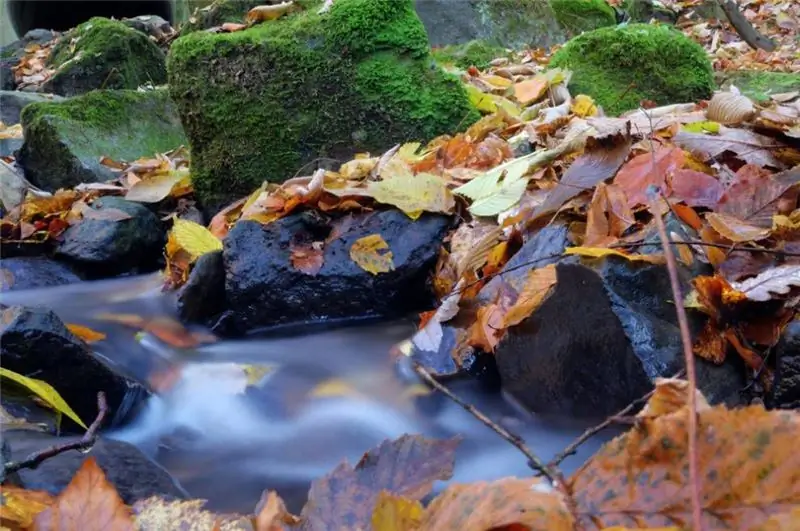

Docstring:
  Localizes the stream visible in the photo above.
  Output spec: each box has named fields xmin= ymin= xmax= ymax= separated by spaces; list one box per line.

xmin=1 ymin=274 xmax=616 ymax=514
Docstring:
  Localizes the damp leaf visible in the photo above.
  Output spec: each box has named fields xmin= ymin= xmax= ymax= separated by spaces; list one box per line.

xmin=500 ymin=264 xmax=558 ymax=327
xmin=0 ymin=486 xmax=53 ymax=529
xmin=66 ymin=324 xmax=107 ymax=343
xmin=350 ymin=234 xmax=394 ymax=275
xmin=368 ymin=156 xmax=455 ymax=219
xmin=371 ymin=492 xmax=424 ymax=531
xmin=0 ymin=367 xmax=86 ymax=429
xmin=613 ymin=147 xmax=685 ymax=207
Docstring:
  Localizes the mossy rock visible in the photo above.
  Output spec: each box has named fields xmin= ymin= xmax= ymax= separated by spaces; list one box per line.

xmin=549 ymin=24 xmax=714 ymax=115
xmin=178 ymin=0 xmax=262 ymax=33
xmin=42 ymin=17 xmax=167 ymax=97
xmin=18 ymin=89 xmax=187 ymax=190
xmin=717 ymin=71 xmax=800 ymax=103
xmin=549 ymin=0 xmax=617 ymax=36
xmin=432 ymin=40 xmax=509 ymax=70
xmin=168 ymin=0 xmax=479 ymax=209
xmin=622 ymin=0 xmax=678 ymax=23
xmin=475 ymin=0 xmax=569 ymax=48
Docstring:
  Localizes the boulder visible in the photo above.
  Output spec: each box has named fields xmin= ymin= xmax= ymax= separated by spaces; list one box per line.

xmin=0 ymin=305 xmax=149 ymax=432
xmin=41 ymin=17 xmax=167 ymax=97
xmin=17 ymin=89 xmax=186 ymax=191
xmin=167 ymin=0 xmax=479 ymax=209
xmin=55 ymin=196 xmax=165 ymax=278
xmin=717 ymin=71 xmax=800 ymax=103
xmin=621 ymin=0 xmax=679 ymax=23
xmin=770 ymin=321 xmax=800 ymax=409
xmin=549 ymin=0 xmax=618 ymax=36
xmin=2 ymin=431 xmax=187 ymax=504
xmin=0 ymin=91 xmax=63 ymax=126
xmin=431 ymin=40 xmax=511 ymax=70
xmin=549 ymin=24 xmax=714 ymax=115
xmin=121 ymin=14 xmax=174 ymax=40
xmin=0 ymin=256 xmax=82 ymax=291
xmin=181 ymin=209 xmax=452 ymax=335
xmin=176 ymin=250 xmax=225 ymax=324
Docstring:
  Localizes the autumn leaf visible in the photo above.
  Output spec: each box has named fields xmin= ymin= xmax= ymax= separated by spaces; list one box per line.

xmin=584 ymin=183 xmax=635 ymax=247
xmin=254 ymin=490 xmax=299 ymax=531
xmin=564 ymin=246 xmax=666 ymax=264
xmin=34 ymin=457 xmax=135 ymax=530
xmin=730 ymin=264 xmax=800 ymax=301
xmin=637 ymin=378 xmax=711 ymax=418
xmin=124 ymin=172 xmax=184 ymax=203
xmin=300 ymin=435 xmax=459 ymax=531
xmin=79 ymin=206 xmax=133 ymax=222
xmin=715 ymin=165 xmax=800 ymax=226
xmin=133 ymin=497 xmax=253 ymax=530
xmin=501 ymin=264 xmax=557 ymax=327
xmin=571 ymin=94 xmax=598 ymax=117
xmin=290 ymin=241 xmax=324 ymax=276
xmin=350 ymin=234 xmax=394 ymax=275
xmin=467 ymin=303 xmax=505 ymax=352
xmin=66 ymin=324 xmax=106 ymax=343
xmin=613 ymin=146 xmax=685 ymax=207
xmin=513 ymin=76 xmax=548 ymax=105
xmin=705 ymin=91 xmax=755 ymax=125
xmin=371 ymin=492 xmax=424 ymax=531
xmin=673 ymin=127 xmax=784 ymax=169
xmin=208 ymin=196 xmax=247 ymax=239
xmin=94 ymin=313 xmax=216 ymax=349
xmin=0 ymin=367 xmax=86 ymax=429
xmin=0 ymin=486 xmax=53 ymax=529
xmin=455 ymin=152 xmax=540 ymax=217
xmin=246 ymin=2 xmax=295 ymax=24
xmin=368 ymin=156 xmax=455 ymax=219
xmin=668 ymin=169 xmax=724 ymax=208
xmin=170 ymin=218 xmax=223 ymax=262
xmin=706 ymin=212 xmax=771 ymax=242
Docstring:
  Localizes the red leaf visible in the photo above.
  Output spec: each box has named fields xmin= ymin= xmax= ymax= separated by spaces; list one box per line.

xmin=668 ymin=169 xmax=724 ymax=208
xmin=613 ymin=147 xmax=685 ymax=207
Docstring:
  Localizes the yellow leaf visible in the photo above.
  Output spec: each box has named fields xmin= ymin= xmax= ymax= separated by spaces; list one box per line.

xmin=372 ymin=492 xmax=424 ymax=531
xmin=350 ymin=234 xmax=394 ymax=275
xmin=480 ymin=74 xmax=513 ymax=89
xmin=242 ymin=365 xmax=272 ymax=386
xmin=501 ymin=264 xmax=558 ymax=327
xmin=0 ymin=368 xmax=87 ymax=429
xmin=0 ymin=486 xmax=53 ymax=529
xmin=368 ymin=156 xmax=455 ymax=219
xmin=124 ymin=172 xmax=183 ymax=203
xmin=571 ymin=94 xmax=598 ymax=117
xmin=245 ymin=1 xmax=294 ymax=23
xmin=309 ymin=378 xmax=362 ymax=399
xmin=66 ymin=324 xmax=106 ymax=343
xmin=465 ymin=84 xmax=497 ymax=113
xmin=170 ymin=218 xmax=223 ymax=262
xmin=564 ymin=246 xmax=666 ymax=264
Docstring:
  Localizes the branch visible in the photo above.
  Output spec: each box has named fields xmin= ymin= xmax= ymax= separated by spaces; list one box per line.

xmin=716 ymin=0 xmax=776 ymax=52
xmin=3 ymin=392 xmax=108 ymax=475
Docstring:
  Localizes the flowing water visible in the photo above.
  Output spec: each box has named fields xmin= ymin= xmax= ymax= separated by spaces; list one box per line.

xmin=1 ymin=274 xmax=616 ymax=513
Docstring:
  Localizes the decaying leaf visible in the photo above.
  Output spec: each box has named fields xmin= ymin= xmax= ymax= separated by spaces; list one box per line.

xmin=637 ymin=378 xmax=711 ymax=418
xmin=500 ymin=264 xmax=557 ymax=327
xmin=350 ymin=234 xmax=394 ymax=275
xmin=668 ymin=169 xmax=724 ymax=208
xmin=674 ymin=127 xmax=785 ymax=169
xmin=730 ymin=264 xmax=800 ymax=301
xmin=371 ymin=492 xmax=424 ymax=531
xmin=0 ymin=485 xmax=53 ymax=529
xmin=0 ymin=367 xmax=86 ymax=429
xmin=613 ymin=147 xmax=685 ymax=207
xmin=246 ymin=2 xmax=295 ymax=24
xmin=66 ymin=323 xmax=107 ymax=343
xmin=254 ymin=490 xmax=299 ymax=531
xmin=706 ymin=212 xmax=771 ymax=242
xmin=133 ymin=497 xmax=253 ymax=531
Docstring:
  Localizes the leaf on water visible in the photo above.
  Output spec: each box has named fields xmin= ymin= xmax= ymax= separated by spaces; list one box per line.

xmin=66 ymin=323 xmax=107 ymax=343
xmin=124 ymin=173 xmax=182 ymax=203
xmin=96 ymin=313 xmax=216 ymax=349
xmin=300 ymin=434 xmax=459 ymax=531
xmin=730 ymin=264 xmax=800 ymax=302
xmin=706 ymin=212 xmax=771 ymax=243
xmin=290 ymin=241 xmax=324 ymax=276
xmin=570 ymin=391 xmax=800 ymax=529
xmin=246 ymin=1 xmax=294 ymax=24
xmin=673 ymin=127 xmax=785 ymax=169
xmin=34 ymin=457 xmax=135 ymax=530
xmin=706 ymin=91 xmax=755 ymax=125
xmin=371 ymin=492 xmax=424 ymax=531
xmin=133 ymin=497 xmax=253 ymax=531
xmin=0 ymin=367 xmax=86 ymax=429
xmin=170 ymin=218 xmax=223 ymax=262
xmin=668 ymin=169 xmax=724 ymax=208
xmin=0 ymin=485 xmax=53 ymax=528
xmin=613 ymin=146 xmax=685 ymax=207
xmin=368 ymin=156 xmax=455 ymax=219
xmin=564 ymin=246 xmax=666 ymax=264
xmin=500 ymin=264 xmax=557 ymax=327
xmin=350 ymin=234 xmax=394 ymax=275
xmin=417 ymin=478 xmax=574 ymax=531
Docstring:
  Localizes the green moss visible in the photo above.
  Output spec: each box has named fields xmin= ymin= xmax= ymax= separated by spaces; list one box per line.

xmin=717 ymin=71 xmax=800 ymax=102
xmin=19 ymin=89 xmax=186 ymax=190
xmin=549 ymin=0 xmax=617 ymax=36
xmin=549 ymin=24 xmax=714 ymax=115
xmin=622 ymin=0 xmax=678 ymax=23
xmin=45 ymin=17 xmax=166 ymax=96
xmin=168 ymin=0 xmax=479 ymax=209
xmin=432 ymin=40 xmax=509 ymax=70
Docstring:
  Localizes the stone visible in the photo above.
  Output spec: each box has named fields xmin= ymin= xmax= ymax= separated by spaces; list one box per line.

xmin=17 ymin=89 xmax=186 ymax=191
xmin=549 ymin=0 xmax=618 ymax=36
xmin=770 ymin=321 xmax=800 ymax=409
xmin=0 ymin=256 xmax=82 ymax=291
xmin=167 ymin=0 xmax=479 ymax=210
xmin=431 ymin=40 xmax=511 ymax=70
xmin=622 ymin=0 xmax=679 ymax=23
xmin=717 ymin=71 xmax=800 ymax=103
xmin=0 ymin=160 xmax=30 ymax=210
xmin=122 ymin=14 xmax=174 ymax=40
xmin=182 ymin=209 xmax=451 ymax=335
xmin=0 ymin=305 xmax=149 ymax=433
xmin=1 ymin=392 xmax=60 ymax=435
xmin=2 ymin=431 xmax=187 ymax=504
xmin=55 ymin=196 xmax=165 ymax=278
xmin=0 ymin=29 xmax=57 ymax=91
xmin=176 ymin=250 xmax=225 ymax=324
xmin=41 ymin=17 xmax=167 ymax=97
xmin=549 ymin=24 xmax=714 ymax=115
xmin=0 ymin=90 xmax=63 ymax=126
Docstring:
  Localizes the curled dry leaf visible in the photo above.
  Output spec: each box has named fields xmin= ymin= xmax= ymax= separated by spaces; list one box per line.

xmin=563 ymin=246 xmax=666 ymax=264
xmin=254 ymin=490 xmax=299 ymax=531
xmin=674 ymin=127 xmax=785 ymax=169
xmin=706 ymin=91 xmax=755 ymax=125
xmin=730 ymin=264 xmax=800 ymax=301
xmin=638 ymin=378 xmax=711 ymax=418
xmin=246 ymin=1 xmax=295 ymax=24
xmin=350 ymin=234 xmax=394 ymax=275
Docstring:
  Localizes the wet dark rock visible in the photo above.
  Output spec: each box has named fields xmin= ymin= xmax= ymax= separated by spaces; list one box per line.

xmin=122 ymin=14 xmax=173 ymax=40
xmin=770 ymin=321 xmax=800 ymax=409
xmin=2 ymin=431 xmax=187 ymax=504
xmin=184 ymin=209 xmax=451 ymax=335
xmin=1 ymin=392 xmax=60 ymax=434
xmin=177 ymin=250 xmax=225 ymax=324
xmin=0 ymin=305 xmax=149 ymax=432
xmin=0 ymin=91 xmax=63 ymax=126
xmin=55 ymin=196 xmax=165 ymax=278
xmin=0 ymin=256 xmax=82 ymax=291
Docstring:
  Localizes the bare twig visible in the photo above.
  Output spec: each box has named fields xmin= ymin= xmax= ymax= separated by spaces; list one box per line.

xmin=3 ymin=392 xmax=108 ymax=475
xmin=716 ymin=0 xmax=776 ymax=51
xmin=647 ymin=188 xmax=703 ymax=531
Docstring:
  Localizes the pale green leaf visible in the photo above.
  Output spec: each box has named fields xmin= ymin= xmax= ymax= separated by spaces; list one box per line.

xmin=467 ymin=175 xmax=529 ymax=217
xmin=454 ymin=151 xmax=539 ymax=201
xmin=171 ymin=218 xmax=223 ymax=262
xmin=0 ymin=367 xmax=87 ymax=429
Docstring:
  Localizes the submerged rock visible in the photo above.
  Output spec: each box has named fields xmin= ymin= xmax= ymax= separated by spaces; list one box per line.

xmin=18 ymin=89 xmax=186 ymax=191
xmin=3 ymin=432 xmax=187 ymax=504
xmin=55 ymin=196 xmax=165 ymax=278
xmin=0 ymin=256 xmax=82 ymax=291
xmin=42 ymin=17 xmax=167 ymax=97
xmin=549 ymin=24 xmax=714 ymax=115
xmin=0 ymin=305 xmax=148 ymax=432
xmin=168 ymin=0 xmax=479 ymax=209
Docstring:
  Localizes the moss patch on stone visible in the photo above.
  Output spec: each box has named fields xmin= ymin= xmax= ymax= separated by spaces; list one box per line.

xmin=622 ymin=0 xmax=678 ymax=23
xmin=168 ymin=0 xmax=479 ymax=209
xmin=18 ymin=89 xmax=186 ymax=190
xmin=549 ymin=23 xmax=714 ymax=115
xmin=432 ymin=40 xmax=509 ymax=70
xmin=549 ymin=0 xmax=617 ymax=36
xmin=477 ymin=0 xmax=568 ymax=49
xmin=44 ymin=17 xmax=167 ymax=96
xmin=717 ymin=71 xmax=800 ymax=102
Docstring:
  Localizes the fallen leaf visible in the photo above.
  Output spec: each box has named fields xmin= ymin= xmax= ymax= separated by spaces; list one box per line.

xmin=350 ymin=234 xmax=394 ymax=275
xmin=34 ymin=457 xmax=135 ymax=530
xmin=66 ymin=324 xmax=107 ymax=343
xmin=371 ymin=492 xmax=424 ymax=531
xmin=246 ymin=2 xmax=294 ymax=24
xmin=730 ymin=264 xmax=800 ymax=301
xmin=564 ymin=246 xmax=666 ymax=264
xmin=668 ymin=169 xmax=724 ymax=208
xmin=95 ymin=313 xmax=216 ymax=349
xmin=674 ymin=127 xmax=785 ymax=169
xmin=0 ymin=367 xmax=86 ymax=429
xmin=513 ymin=76 xmax=548 ymax=105
xmin=133 ymin=497 xmax=252 ymax=530
xmin=221 ymin=22 xmax=248 ymax=32
xmin=368 ymin=156 xmax=454 ymax=219
xmin=706 ymin=212 xmax=771 ymax=242
xmin=706 ymin=91 xmax=755 ymax=125
xmin=467 ymin=303 xmax=505 ymax=352
xmin=290 ymin=241 xmax=324 ymax=276
xmin=300 ymin=435 xmax=459 ymax=531
xmin=715 ymin=165 xmax=800 ymax=226
xmin=584 ymin=183 xmax=635 ymax=246
xmin=208 ymin=196 xmax=247 ymax=239
xmin=124 ymin=173 xmax=182 ymax=203
xmin=638 ymin=378 xmax=711 ymax=418
xmin=170 ymin=218 xmax=223 ymax=262
xmin=571 ymin=94 xmax=598 ymax=118
xmin=613 ymin=147 xmax=685 ymax=207
xmin=0 ymin=486 xmax=53 ymax=529
xmin=254 ymin=490 xmax=299 ymax=531
xmin=80 ymin=206 xmax=133 ymax=222
xmin=501 ymin=264 xmax=557 ymax=327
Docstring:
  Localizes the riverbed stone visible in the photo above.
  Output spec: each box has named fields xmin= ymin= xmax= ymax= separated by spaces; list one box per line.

xmin=17 ymin=89 xmax=186 ymax=191
xmin=167 ymin=0 xmax=479 ymax=210
xmin=0 ymin=256 xmax=82 ymax=291
xmin=55 ymin=196 xmax=165 ymax=278
xmin=177 ymin=250 xmax=225 ymax=324
xmin=42 ymin=17 xmax=167 ymax=97
xmin=0 ymin=305 xmax=149 ymax=432
xmin=0 ymin=91 xmax=63 ymax=126
xmin=549 ymin=23 xmax=714 ymax=115
xmin=3 ymin=431 xmax=187 ymax=504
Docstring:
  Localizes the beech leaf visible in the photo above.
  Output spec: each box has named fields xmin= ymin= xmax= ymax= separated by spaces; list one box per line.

xmin=0 ymin=367 xmax=86 ymax=429
xmin=673 ymin=127 xmax=785 ymax=169
xmin=368 ymin=156 xmax=454 ymax=219
xmin=124 ymin=173 xmax=181 ymax=203
xmin=246 ymin=2 xmax=294 ymax=24
xmin=613 ymin=146 xmax=685 ymax=207
xmin=350 ymin=234 xmax=394 ymax=275
xmin=730 ymin=264 xmax=800 ymax=301
xmin=170 ymin=218 xmax=223 ymax=262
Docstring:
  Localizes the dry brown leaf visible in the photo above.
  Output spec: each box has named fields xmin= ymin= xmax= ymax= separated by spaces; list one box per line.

xmin=80 ymin=206 xmax=133 ymax=222
xmin=637 ymin=378 xmax=711 ymax=418
xmin=501 ymin=264 xmax=557 ymax=327
xmin=289 ymin=241 xmax=324 ymax=276
xmin=124 ymin=174 xmax=181 ymax=203
xmin=706 ymin=92 xmax=755 ymax=125
xmin=715 ymin=165 xmax=800 ymax=227
xmin=706 ymin=212 xmax=771 ymax=242
xmin=246 ymin=2 xmax=294 ymax=24
xmin=513 ymin=77 xmax=548 ymax=105
xmin=613 ymin=146 xmax=685 ymax=207
xmin=584 ymin=182 xmax=635 ymax=246
xmin=674 ymin=127 xmax=785 ymax=169
xmin=668 ymin=169 xmax=724 ymax=208
xmin=730 ymin=264 xmax=800 ymax=301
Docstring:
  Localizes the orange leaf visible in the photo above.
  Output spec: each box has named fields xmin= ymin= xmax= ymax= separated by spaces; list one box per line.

xmin=501 ymin=264 xmax=557 ymax=327
xmin=0 ymin=485 xmax=53 ymax=528
xmin=66 ymin=324 xmax=106 ymax=344
xmin=254 ymin=490 xmax=299 ymax=531
xmin=467 ymin=303 xmax=505 ymax=352
xmin=95 ymin=313 xmax=216 ymax=349
xmin=613 ymin=147 xmax=685 ymax=207
xmin=208 ymin=196 xmax=246 ymax=239
xmin=290 ymin=241 xmax=324 ymax=276
xmin=513 ymin=77 xmax=548 ymax=105
xmin=692 ymin=320 xmax=727 ymax=364
xmin=34 ymin=457 xmax=135 ymax=530
xmin=668 ymin=169 xmax=724 ymax=208
xmin=706 ymin=212 xmax=770 ymax=243
xmin=671 ymin=203 xmax=703 ymax=231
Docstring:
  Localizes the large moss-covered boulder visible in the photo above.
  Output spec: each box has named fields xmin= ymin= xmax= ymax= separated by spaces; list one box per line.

xmin=18 ymin=89 xmax=187 ymax=190
xmin=42 ymin=17 xmax=167 ymax=97
xmin=549 ymin=24 xmax=714 ymax=115
xmin=432 ymin=40 xmax=510 ymax=70
xmin=718 ymin=71 xmax=800 ymax=103
xmin=168 ymin=0 xmax=479 ymax=209
xmin=549 ymin=0 xmax=617 ymax=36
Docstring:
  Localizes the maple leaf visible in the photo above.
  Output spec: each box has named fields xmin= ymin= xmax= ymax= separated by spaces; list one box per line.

xmin=300 ymin=435 xmax=459 ymax=531
xmin=350 ymin=234 xmax=394 ymax=275
xmin=613 ymin=146 xmax=685 ymax=207
xmin=34 ymin=457 xmax=135 ymax=530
